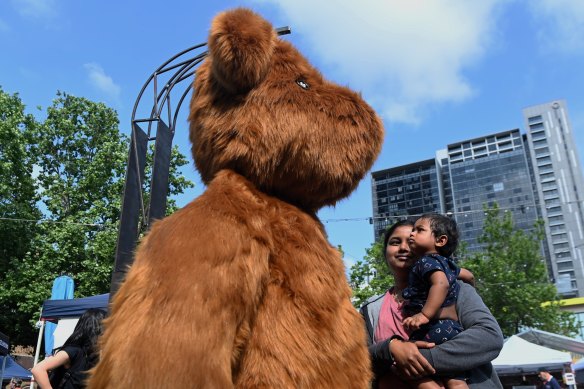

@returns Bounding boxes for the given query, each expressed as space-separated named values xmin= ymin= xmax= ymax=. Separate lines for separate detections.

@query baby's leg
xmin=413 ymin=377 xmax=443 ymax=389
xmin=443 ymin=377 xmax=469 ymax=389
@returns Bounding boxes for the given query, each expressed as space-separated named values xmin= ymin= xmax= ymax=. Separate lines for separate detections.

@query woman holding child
xmin=359 ymin=218 xmax=504 ymax=389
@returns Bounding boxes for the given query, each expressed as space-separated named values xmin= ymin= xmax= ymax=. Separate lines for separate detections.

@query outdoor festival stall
xmin=0 ymin=355 xmax=32 ymax=381
xmin=33 ymin=294 xmax=109 ymax=368
xmin=492 ymin=335 xmax=572 ymax=375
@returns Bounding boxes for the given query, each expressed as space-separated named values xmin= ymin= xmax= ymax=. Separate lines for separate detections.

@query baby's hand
xmin=403 ymin=313 xmax=429 ymax=331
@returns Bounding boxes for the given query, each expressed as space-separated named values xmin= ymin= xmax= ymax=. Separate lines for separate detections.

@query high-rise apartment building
xmin=372 ymin=159 xmax=443 ymax=238
xmin=444 ymin=129 xmax=540 ymax=252
xmin=522 ymin=100 xmax=584 ymax=296
xmin=371 ymin=100 xmax=584 ymax=297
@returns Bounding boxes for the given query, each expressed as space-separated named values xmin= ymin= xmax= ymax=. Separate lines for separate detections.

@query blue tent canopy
xmin=0 ymin=355 xmax=32 ymax=379
xmin=40 ymin=294 xmax=109 ymax=320
xmin=45 ymin=276 xmax=75 ymax=357
xmin=573 ymin=357 xmax=584 ymax=371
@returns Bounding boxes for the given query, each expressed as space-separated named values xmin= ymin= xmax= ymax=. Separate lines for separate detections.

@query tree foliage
xmin=461 ymin=204 xmax=579 ymax=337
xmin=0 ymin=90 xmax=194 ymax=346
xmin=0 ymin=88 xmax=42 ymax=345
xmin=349 ymin=239 xmax=392 ymax=307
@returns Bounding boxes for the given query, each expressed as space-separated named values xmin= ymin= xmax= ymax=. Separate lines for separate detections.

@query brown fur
xmin=89 ymin=7 xmax=383 ymax=388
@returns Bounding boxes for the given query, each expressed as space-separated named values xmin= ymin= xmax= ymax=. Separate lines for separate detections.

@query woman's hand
xmin=390 ymin=339 xmax=436 ymax=379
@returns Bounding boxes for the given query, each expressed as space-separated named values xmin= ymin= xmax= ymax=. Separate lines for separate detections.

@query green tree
xmin=0 ymin=88 xmax=42 ymax=345
xmin=349 ymin=239 xmax=392 ymax=307
xmin=462 ymin=204 xmax=579 ymax=337
xmin=0 ymin=91 xmax=194 ymax=346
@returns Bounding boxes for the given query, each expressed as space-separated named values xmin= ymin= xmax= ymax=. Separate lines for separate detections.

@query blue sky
xmin=1 ymin=0 xmax=584 ymax=271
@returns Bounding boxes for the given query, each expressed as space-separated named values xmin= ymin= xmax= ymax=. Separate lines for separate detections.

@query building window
xmin=545 ymin=198 xmax=561 ymax=206
xmin=532 ymin=131 xmax=546 ymax=141
xmin=556 ymin=251 xmax=571 ymax=259
xmin=548 ymin=215 xmax=564 ymax=224
xmin=543 ymin=189 xmax=559 ymax=198
xmin=493 ymin=182 xmax=504 ymax=192
xmin=557 ymin=261 xmax=574 ymax=271
xmin=528 ymin=115 xmax=543 ymax=124
xmin=540 ymin=172 xmax=555 ymax=181
xmin=533 ymin=139 xmax=548 ymax=148
xmin=499 ymin=141 xmax=513 ymax=150
xmin=550 ymin=225 xmax=566 ymax=234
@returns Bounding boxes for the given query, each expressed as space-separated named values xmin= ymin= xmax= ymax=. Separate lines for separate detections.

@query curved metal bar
xmin=136 ymin=52 xmax=207 ymax=135
xmin=125 ymin=43 xmax=209 ymax=237
xmin=130 ymin=42 xmax=207 ymax=125
xmin=173 ymin=79 xmax=194 ymax=129
xmin=155 ymin=55 xmax=207 ymax=128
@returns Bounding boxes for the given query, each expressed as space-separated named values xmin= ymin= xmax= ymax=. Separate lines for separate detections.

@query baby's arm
xmin=403 ymin=271 xmax=449 ymax=330
xmin=458 ymin=268 xmax=475 ymax=287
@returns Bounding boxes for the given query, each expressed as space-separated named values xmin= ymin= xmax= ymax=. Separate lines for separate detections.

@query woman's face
xmin=385 ymin=225 xmax=416 ymax=275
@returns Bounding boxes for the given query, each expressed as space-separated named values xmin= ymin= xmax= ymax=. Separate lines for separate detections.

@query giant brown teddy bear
xmin=89 ymin=8 xmax=383 ymax=388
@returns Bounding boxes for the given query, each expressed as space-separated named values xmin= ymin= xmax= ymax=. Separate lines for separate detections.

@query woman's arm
xmin=459 ymin=268 xmax=476 ymax=287
xmin=31 ymin=350 xmax=71 ymax=389
xmin=360 ymin=302 xmax=394 ymax=377
xmin=360 ymin=302 xmax=435 ymax=379
xmin=417 ymin=282 xmax=504 ymax=373
xmin=367 ymin=335 xmax=437 ymax=378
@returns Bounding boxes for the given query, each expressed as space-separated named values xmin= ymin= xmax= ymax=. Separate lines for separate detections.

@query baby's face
xmin=408 ymin=218 xmax=438 ymax=256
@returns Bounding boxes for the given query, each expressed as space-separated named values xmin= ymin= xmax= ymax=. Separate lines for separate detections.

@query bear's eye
xmin=296 ymin=79 xmax=310 ymax=90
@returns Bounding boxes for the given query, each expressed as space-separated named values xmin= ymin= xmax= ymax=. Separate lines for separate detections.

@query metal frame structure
xmin=109 ymin=41 xmax=208 ymax=295
xmin=110 ymin=27 xmax=291 ymax=296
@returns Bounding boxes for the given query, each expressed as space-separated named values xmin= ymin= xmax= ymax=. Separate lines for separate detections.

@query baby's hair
xmin=418 ymin=213 xmax=459 ymax=257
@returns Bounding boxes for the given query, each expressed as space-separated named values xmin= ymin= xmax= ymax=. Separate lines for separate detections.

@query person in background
xmin=538 ymin=369 xmax=561 ymax=389
xmin=360 ymin=219 xmax=503 ymax=389
xmin=32 ymin=308 xmax=106 ymax=389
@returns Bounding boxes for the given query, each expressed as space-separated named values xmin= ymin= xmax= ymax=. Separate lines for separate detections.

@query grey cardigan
xmin=360 ymin=282 xmax=504 ymax=389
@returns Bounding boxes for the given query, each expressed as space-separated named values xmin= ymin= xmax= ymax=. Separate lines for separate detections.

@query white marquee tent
xmin=492 ymin=335 xmax=572 ymax=375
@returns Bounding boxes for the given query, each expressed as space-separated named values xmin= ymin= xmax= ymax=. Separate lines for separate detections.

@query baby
xmin=402 ymin=213 xmax=474 ymax=389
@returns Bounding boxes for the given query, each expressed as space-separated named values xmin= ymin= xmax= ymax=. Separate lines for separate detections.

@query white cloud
xmin=256 ymin=0 xmax=505 ymax=124
xmin=528 ymin=0 xmax=584 ymax=54
xmin=83 ymin=63 xmax=122 ymax=103
xmin=11 ymin=0 xmax=56 ymax=19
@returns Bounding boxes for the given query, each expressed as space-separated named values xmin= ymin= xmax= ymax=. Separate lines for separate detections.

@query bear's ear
xmin=208 ymin=8 xmax=277 ymax=94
